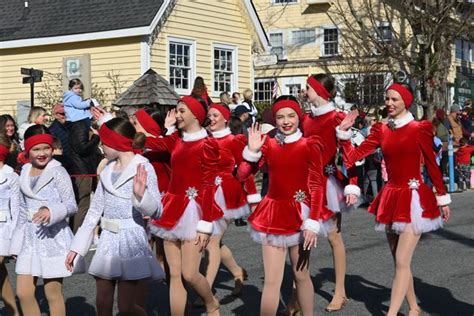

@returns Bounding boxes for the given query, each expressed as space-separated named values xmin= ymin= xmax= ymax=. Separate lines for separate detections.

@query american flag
xmin=272 ymin=80 xmax=279 ymax=99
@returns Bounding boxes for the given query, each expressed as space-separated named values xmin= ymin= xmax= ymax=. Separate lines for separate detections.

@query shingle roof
xmin=0 ymin=0 xmax=164 ymax=42
xmin=113 ymin=69 xmax=180 ymax=107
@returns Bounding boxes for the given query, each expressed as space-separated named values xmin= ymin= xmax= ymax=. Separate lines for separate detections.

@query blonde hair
xmin=27 ymin=107 xmax=46 ymax=124
xmin=242 ymin=88 xmax=253 ymax=101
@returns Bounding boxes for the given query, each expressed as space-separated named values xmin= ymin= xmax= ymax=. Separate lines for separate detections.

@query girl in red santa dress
xmin=204 ymin=103 xmax=255 ymax=296
xmin=238 ymin=95 xmax=324 ymax=316
xmin=336 ymin=83 xmax=451 ymax=316
xmin=145 ymin=96 xmax=222 ymax=315
xmin=301 ymin=73 xmax=360 ymax=312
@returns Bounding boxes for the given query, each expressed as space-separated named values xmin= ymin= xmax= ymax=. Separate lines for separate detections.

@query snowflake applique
xmin=325 ymin=164 xmax=336 ymax=175
xmin=408 ymin=179 xmax=420 ymax=190
xmin=214 ymin=176 xmax=223 ymax=186
xmin=185 ymin=187 xmax=198 ymax=200
xmin=293 ymin=190 xmax=307 ymax=203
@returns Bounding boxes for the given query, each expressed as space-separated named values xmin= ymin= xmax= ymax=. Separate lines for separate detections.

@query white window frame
xmin=211 ymin=43 xmax=238 ymax=97
xmin=269 ymin=31 xmax=286 ymax=60
xmin=254 ymin=79 xmax=276 ymax=103
xmin=167 ymin=36 xmax=196 ymax=95
xmin=271 ymin=0 xmax=298 ymax=5
xmin=320 ymin=26 xmax=340 ymax=57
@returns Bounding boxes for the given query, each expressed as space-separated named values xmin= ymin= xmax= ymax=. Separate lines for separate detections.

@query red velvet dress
xmin=238 ymin=130 xmax=325 ymax=247
xmin=338 ymin=113 xmax=450 ymax=234
xmin=301 ymin=103 xmax=360 ymax=232
xmin=211 ymin=128 xmax=251 ymax=219
xmin=142 ymin=150 xmax=171 ymax=193
xmin=145 ymin=128 xmax=224 ymax=239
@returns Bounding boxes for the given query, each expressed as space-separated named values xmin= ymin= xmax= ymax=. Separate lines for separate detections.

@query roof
xmin=0 ymin=0 xmax=164 ymax=42
xmin=113 ymin=69 xmax=180 ymax=107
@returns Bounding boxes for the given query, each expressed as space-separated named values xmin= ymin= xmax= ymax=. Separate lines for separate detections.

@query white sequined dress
xmin=0 ymin=165 xmax=20 ymax=256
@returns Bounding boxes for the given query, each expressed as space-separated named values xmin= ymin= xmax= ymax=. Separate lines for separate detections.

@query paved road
xmin=1 ymin=191 xmax=473 ymax=315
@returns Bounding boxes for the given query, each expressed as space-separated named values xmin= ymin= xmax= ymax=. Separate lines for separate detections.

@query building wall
xmin=0 ymin=37 xmax=142 ymax=115
xmin=150 ymin=0 xmax=255 ymax=98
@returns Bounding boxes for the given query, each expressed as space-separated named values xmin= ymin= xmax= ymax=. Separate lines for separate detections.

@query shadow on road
xmin=313 ymin=268 xmax=390 ymax=316
xmin=414 ymin=277 xmax=474 ymax=316
xmin=66 ymin=296 xmax=96 ymax=316
xmin=431 ymin=228 xmax=474 ymax=248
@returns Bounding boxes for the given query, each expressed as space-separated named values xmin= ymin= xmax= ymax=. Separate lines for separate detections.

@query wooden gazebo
xmin=113 ymin=68 xmax=180 ymax=108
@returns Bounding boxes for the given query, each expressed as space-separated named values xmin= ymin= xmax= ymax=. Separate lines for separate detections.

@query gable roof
xmin=0 ymin=0 xmax=269 ymax=51
xmin=0 ymin=0 xmax=167 ymax=48
xmin=113 ymin=69 xmax=180 ymax=107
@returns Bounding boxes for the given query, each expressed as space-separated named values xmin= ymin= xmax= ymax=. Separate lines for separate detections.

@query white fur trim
xmin=196 ymin=220 xmax=213 ymax=234
xmin=344 ymin=184 xmax=361 ymax=197
xmin=165 ymin=125 xmax=176 ymax=135
xmin=335 ymin=126 xmax=352 ymax=140
xmin=211 ymin=127 xmax=231 ymax=138
xmin=247 ymin=193 xmax=262 ymax=204
xmin=0 ymin=239 xmax=11 ymax=256
xmin=242 ymin=146 xmax=262 ymax=162
xmin=45 ymin=203 xmax=68 ymax=226
xmin=182 ymin=128 xmax=207 ymax=142
xmin=282 ymin=129 xmax=302 ymax=144
xmin=133 ymin=190 xmax=161 ymax=217
xmin=70 ymin=227 xmax=94 ymax=257
xmin=97 ymin=112 xmax=113 ymax=127
xmin=392 ymin=112 xmax=414 ymax=129
xmin=302 ymin=219 xmax=321 ymax=235
xmin=311 ymin=102 xmax=335 ymax=116
xmin=436 ymin=194 xmax=451 ymax=206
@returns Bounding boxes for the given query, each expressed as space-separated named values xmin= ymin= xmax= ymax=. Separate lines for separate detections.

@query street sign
xmin=20 ymin=67 xmax=43 ymax=107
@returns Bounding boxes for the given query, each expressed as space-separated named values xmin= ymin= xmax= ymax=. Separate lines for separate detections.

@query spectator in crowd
xmin=434 ymin=109 xmax=451 ymax=175
xmin=454 ymin=137 xmax=474 ymax=191
xmin=448 ymin=104 xmax=463 ymax=145
xmin=0 ymin=114 xmax=20 ymax=169
xmin=63 ymin=79 xmax=94 ymax=126
xmin=18 ymin=106 xmax=48 ymax=149
xmin=460 ymin=107 xmax=473 ymax=141
xmin=52 ymin=136 xmax=73 ymax=173
xmin=219 ymin=92 xmax=232 ymax=107
xmin=66 ymin=84 xmax=102 ymax=233
xmin=232 ymin=105 xmax=252 ymax=137
xmin=464 ymin=98 xmax=472 ymax=110
xmin=230 ymin=92 xmax=242 ymax=111
xmin=49 ymin=103 xmax=72 ymax=172
xmin=191 ymin=76 xmax=212 ymax=106
xmin=241 ymin=88 xmax=258 ymax=122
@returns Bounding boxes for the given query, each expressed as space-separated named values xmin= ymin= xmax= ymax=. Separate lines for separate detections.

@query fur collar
xmin=20 ymin=159 xmax=62 ymax=200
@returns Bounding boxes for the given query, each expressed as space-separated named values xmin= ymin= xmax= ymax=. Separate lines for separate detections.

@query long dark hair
xmin=24 ymin=124 xmax=51 ymax=140
xmin=0 ymin=115 xmax=19 ymax=142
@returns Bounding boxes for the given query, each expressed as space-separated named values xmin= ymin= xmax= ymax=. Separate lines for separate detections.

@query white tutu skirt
xmin=374 ymin=190 xmax=443 ymax=235
xmin=326 ymin=175 xmax=359 ymax=213
xmin=215 ymin=185 xmax=250 ymax=220
xmin=151 ymin=199 xmax=226 ymax=240
xmin=318 ymin=217 xmax=338 ymax=237
xmin=249 ymin=203 xmax=310 ymax=248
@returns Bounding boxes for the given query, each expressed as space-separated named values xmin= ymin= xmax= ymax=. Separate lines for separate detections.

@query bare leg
xmin=0 ymin=257 xmax=19 ymax=316
xmin=387 ymin=233 xmax=420 ymax=312
xmin=387 ymin=225 xmax=421 ymax=316
xmin=117 ymin=280 xmax=147 ymax=316
xmin=288 ymin=245 xmax=314 ymax=316
xmin=43 ymin=278 xmax=65 ymax=316
xmin=327 ymin=215 xmax=347 ymax=308
xmin=205 ymin=235 xmax=222 ymax=288
xmin=163 ymin=240 xmax=187 ymax=316
xmin=260 ymin=245 xmax=287 ymax=316
xmin=16 ymin=275 xmax=40 ymax=316
xmin=95 ymin=278 xmax=116 ymax=316
xmin=155 ymin=237 xmax=170 ymax=284
xmin=181 ymin=241 xmax=219 ymax=315
xmin=220 ymin=243 xmax=247 ymax=296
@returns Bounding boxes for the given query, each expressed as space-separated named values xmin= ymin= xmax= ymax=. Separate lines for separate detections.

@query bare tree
xmin=330 ymin=0 xmax=473 ymax=118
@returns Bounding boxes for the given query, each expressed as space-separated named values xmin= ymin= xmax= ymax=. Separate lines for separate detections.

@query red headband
xmin=0 ymin=145 xmax=9 ymax=162
xmin=99 ymin=124 xmax=134 ymax=152
xmin=272 ymin=99 xmax=303 ymax=120
xmin=24 ymin=134 xmax=54 ymax=154
xmin=209 ymin=103 xmax=231 ymax=121
xmin=387 ymin=83 xmax=413 ymax=109
xmin=180 ymin=96 xmax=206 ymax=124
xmin=307 ymin=76 xmax=331 ymax=101
xmin=135 ymin=109 xmax=161 ymax=137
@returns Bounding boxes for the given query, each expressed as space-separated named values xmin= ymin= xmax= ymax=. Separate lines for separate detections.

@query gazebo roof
xmin=113 ymin=69 xmax=180 ymax=107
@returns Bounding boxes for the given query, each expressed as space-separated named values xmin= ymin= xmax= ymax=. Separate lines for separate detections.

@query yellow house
xmin=0 ymin=0 xmax=269 ymax=119
xmin=252 ymin=0 xmax=473 ymax=110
